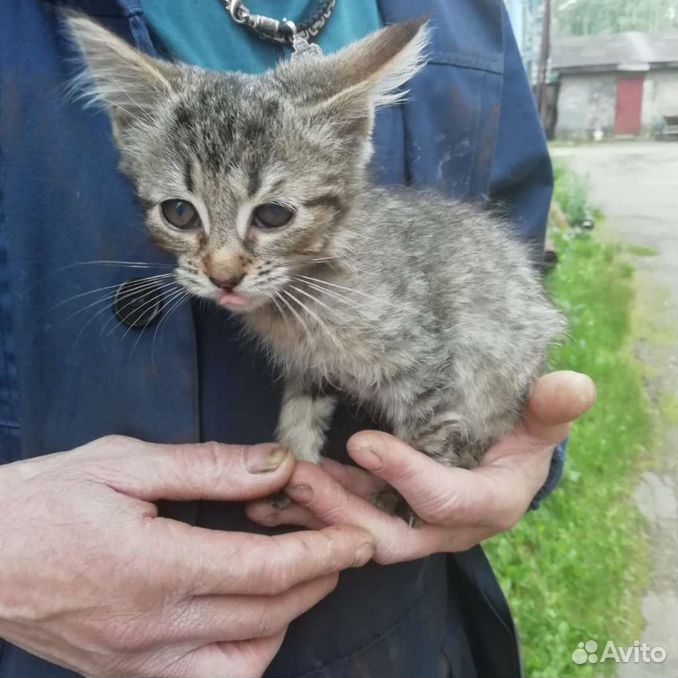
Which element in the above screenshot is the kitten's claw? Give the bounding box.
[269,490,293,510]
[370,487,422,527]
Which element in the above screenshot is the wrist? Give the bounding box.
[529,439,566,510]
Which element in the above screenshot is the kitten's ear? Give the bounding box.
[278,17,429,142]
[323,17,429,109]
[64,12,175,138]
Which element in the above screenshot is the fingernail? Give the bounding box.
[352,542,376,567]
[263,512,281,525]
[352,444,383,471]
[286,483,313,504]
[246,446,290,474]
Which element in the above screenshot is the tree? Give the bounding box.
[553,0,678,35]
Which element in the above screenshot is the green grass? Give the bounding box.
[552,162,592,226]
[625,243,660,258]
[484,166,654,677]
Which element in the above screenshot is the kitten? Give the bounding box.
[67,15,565,490]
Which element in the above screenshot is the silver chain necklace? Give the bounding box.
[221,0,336,59]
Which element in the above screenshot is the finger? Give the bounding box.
[280,463,442,564]
[523,371,596,445]
[436,524,507,553]
[345,430,485,524]
[155,521,375,596]
[174,631,286,678]
[260,499,497,557]
[246,461,384,527]
[96,438,296,502]
[320,458,386,498]
[246,498,326,530]
[174,574,338,644]
[348,430,543,528]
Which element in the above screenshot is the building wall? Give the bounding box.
[555,68,678,140]
[642,69,678,131]
[555,73,617,140]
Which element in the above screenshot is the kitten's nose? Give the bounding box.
[209,273,243,291]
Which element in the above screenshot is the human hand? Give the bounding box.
[247,371,595,565]
[0,436,374,677]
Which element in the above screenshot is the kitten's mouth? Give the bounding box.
[217,291,252,309]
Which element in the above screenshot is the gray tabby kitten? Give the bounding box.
[67,15,564,483]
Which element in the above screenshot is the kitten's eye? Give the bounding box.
[252,203,295,229]
[161,199,201,230]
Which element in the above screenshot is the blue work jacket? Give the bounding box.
[0,1,556,676]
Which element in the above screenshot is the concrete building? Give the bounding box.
[551,31,678,140]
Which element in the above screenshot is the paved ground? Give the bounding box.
[552,142,678,678]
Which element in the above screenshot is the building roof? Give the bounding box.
[551,31,678,72]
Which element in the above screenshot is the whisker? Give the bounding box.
[69,279,173,344]
[341,228,371,242]
[288,284,340,317]
[74,260,174,268]
[49,260,175,275]
[98,279,180,337]
[34,260,175,294]
[116,282,182,342]
[284,256,342,268]
[270,293,290,328]
[60,290,120,325]
[146,290,188,366]
[300,256,342,264]
[276,291,313,346]
[148,289,192,366]
[50,273,175,312]
[281,288,341,349]
[289,283,371,340]
[57,276,175,328]
[73,294,122,346]
[296,275,373,300]
[291,277,355,306]
[142,288,189,365]
[338,244,361,259]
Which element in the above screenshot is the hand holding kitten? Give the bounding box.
[0,437,374,678]
[247,371,596,564]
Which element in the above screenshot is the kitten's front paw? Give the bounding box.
[266,445,321,510]
[293,448,322,464]
[277,439,322,464]
[371,487,422,527]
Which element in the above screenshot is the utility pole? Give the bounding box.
[536,0,551,127]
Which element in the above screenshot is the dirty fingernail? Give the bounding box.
[352,542,376,567]
[269,491,292,510]
[246,446,290,473]
[287,483,313,504]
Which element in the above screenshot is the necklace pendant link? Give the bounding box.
[251,14,280,38]
[227,0,248,24]
[222,0,333,53]
[291,34,323,59]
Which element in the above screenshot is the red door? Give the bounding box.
[615,76,644,135]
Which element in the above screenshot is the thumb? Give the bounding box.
[94,436,295,502]
[522,371,596,445]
